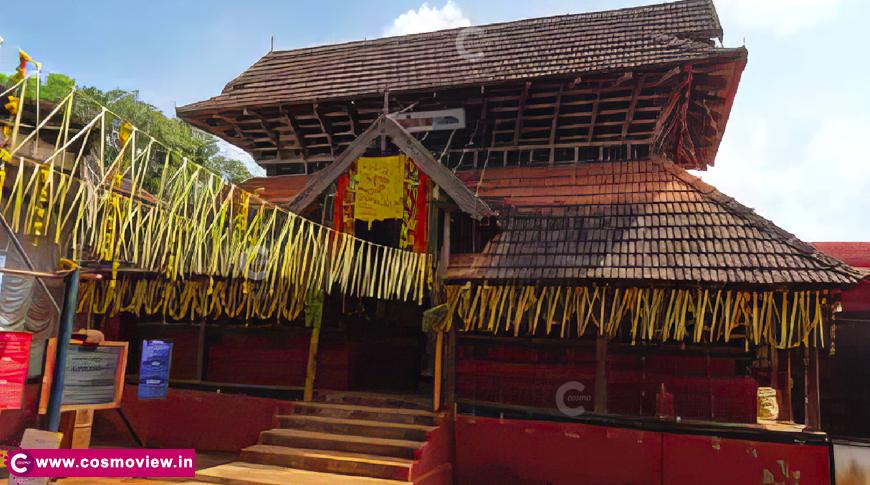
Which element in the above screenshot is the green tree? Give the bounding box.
[2,73,251,186]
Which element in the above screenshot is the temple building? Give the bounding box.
[175,0,868,483]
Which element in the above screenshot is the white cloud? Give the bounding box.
[714,0,843,36]
[694,113,870,241]
[217,140,265,178]
[384,1,472,37]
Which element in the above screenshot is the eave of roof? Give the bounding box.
[177,0,734,116]
[446,159,863,289]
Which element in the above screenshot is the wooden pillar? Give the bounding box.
[438,211,455,409]
[433,331,444,412]
[303,316,322,402]
[445,325,456,409]
[195,318,206,382]
[381,91,389,152]
[595,335,608,414]
[781,350,793,422]
[806,346,821,430]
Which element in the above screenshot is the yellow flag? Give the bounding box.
[354,155,405,223]
[118,121,133,147]
[11,50,40,82]
[4,95,19,115]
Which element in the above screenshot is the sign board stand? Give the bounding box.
[37,339,128,449]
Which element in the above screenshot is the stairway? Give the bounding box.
[195,394,441,484]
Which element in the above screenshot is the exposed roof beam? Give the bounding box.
[513,82,531,146]
[313,103,335,158]
[621,76,645,140]
[345,102,360,136]
[385,119,493,219]
[279,106,307,161]
[246,108,285,159]
[288,116,493,219]
[587,85,601,143]
[548,84,564,165]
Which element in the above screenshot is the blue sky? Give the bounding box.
[1,0,868,241]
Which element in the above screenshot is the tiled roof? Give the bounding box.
[239,174,314,206]
[812,242,870,269]
[178,0,735,114]
[446,160,863,288]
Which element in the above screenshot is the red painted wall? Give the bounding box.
[456,415,662,485]
[0,383,40,444]
[455,415,830,485]
[101,385,282,452]
[662,433,829,485]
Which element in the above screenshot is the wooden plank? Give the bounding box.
[288,117,385,213]
[385,118,493,219]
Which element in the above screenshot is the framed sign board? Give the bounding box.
[38,339,128,413]
[0,331,32,410]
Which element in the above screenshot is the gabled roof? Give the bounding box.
[287,115,493,219]
[446,160,863,288]
[177,0,736,114]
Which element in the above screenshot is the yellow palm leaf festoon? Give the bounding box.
[443,284,829,349]
[0,82,432,312]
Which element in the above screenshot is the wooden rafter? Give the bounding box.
[213,114,250,145]
[288,116,494,219]
[548,84,564,165]
[279,106,307,161]
[513,82,531,146]
[313,103,335,158]
[621,76,645,140]
[587,85,601,143]
[247,109,284,159]
[345,102,361,136]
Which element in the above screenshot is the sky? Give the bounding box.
[1,0,868,242]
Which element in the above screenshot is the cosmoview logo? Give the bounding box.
[8,449,35,476]
[556,381,592,417]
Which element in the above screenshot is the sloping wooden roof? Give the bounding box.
[177,0,733,114]
[446,160,863,288]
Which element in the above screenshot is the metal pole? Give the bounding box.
[47,267,80,432]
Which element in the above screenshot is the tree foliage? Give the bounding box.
[1,72,251,186]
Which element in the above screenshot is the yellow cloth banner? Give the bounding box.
[354,155,404,222]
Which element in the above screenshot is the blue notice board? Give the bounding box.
[138,340,172,400]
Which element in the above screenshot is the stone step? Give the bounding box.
[312,390,431,412]
[195,461,406,485]
[241,444,412,481]
[277,414,436,441]
[259,428,422,460]
[285,401,439,426]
